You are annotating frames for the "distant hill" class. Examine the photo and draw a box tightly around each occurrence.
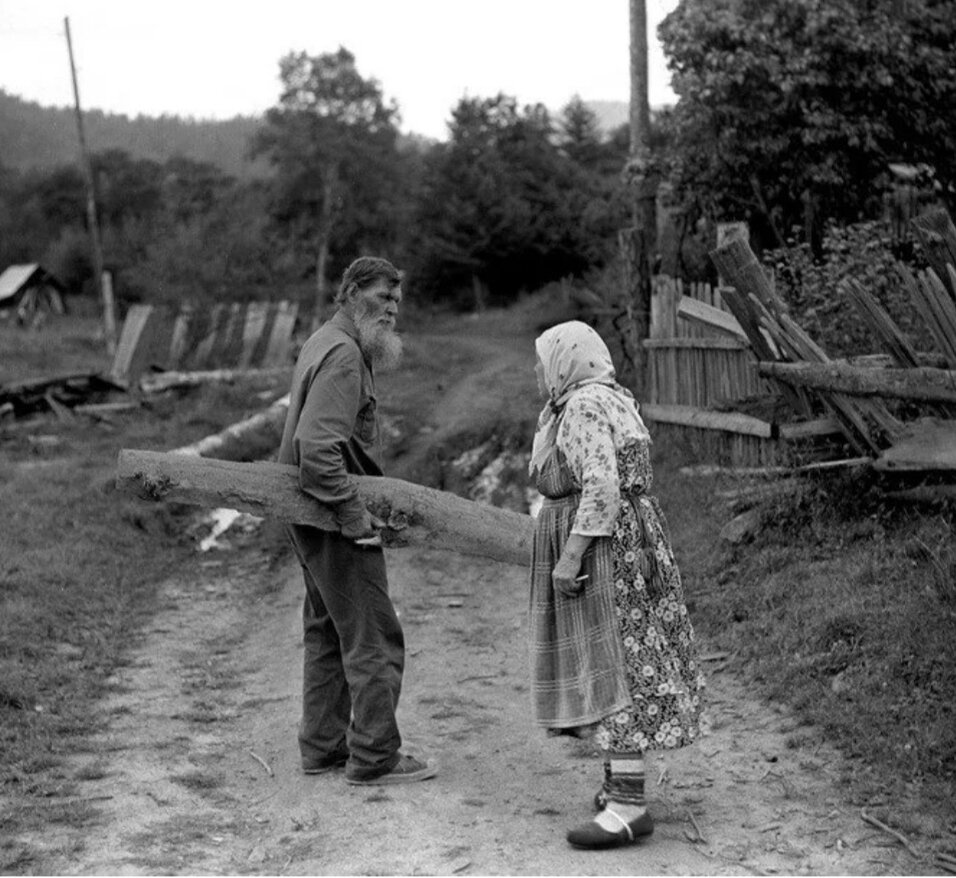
[584,100,673,135]
[586,101,630,134]
[0,89,269,179]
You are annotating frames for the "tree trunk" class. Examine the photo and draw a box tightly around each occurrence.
[172,394,290,460]
[758,362,956,404]
[312,164,339,332]
[116,449,534,567]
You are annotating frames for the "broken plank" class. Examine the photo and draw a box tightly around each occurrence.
[115,449,533,566]
[873,419,956,472]
[641,403,774,438]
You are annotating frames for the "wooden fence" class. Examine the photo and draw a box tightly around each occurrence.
[110,300,298,387]
[641,276,836,467]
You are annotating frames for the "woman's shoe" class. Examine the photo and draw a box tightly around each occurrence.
[567,808,654,849]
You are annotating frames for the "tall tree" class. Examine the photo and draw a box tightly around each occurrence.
[251,47,402,320]
[659,0,956,251]
[409,94,624,307]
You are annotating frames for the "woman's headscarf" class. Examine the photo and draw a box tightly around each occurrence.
[529,321,649,476]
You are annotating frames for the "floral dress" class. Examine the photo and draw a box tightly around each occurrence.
[529,390,705,754]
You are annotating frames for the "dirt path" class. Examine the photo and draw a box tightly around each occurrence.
[30,544,916,876]
[20,326,920,875]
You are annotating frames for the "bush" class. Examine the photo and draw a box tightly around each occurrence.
[765,220,933,358]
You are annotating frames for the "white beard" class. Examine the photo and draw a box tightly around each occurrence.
[356,312,403,372]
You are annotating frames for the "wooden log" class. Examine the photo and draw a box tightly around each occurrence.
[140,367,291,395]
[758,362,956,403]
[873,419,956,472]
[115,449,534,566]
[173,393,290,461]
[641,403,774,438]
[709,237,785,314]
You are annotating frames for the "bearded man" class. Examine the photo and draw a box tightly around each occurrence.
[278,256,436,785]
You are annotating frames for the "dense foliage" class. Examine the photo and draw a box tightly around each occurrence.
[766,220,933,357]
[407,94,629,305]
[659,0,956,252]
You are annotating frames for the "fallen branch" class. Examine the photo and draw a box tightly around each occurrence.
[248,749,274,777]
[116,449,534,566]
[861,808,921,859]
[685,809,708,844]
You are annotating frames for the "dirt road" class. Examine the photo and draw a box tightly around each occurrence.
[16,324,920,874]
[26,541,916,875]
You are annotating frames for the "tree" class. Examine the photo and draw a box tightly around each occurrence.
[659,0,956,251]
[251,47,403,321]
[409,94,627,307]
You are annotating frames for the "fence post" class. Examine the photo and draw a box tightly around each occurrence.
[619,226,652,396]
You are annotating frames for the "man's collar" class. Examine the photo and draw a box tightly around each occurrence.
[330,308,359,341]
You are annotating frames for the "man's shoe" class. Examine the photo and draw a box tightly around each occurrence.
[345,754,437,785]
[567,809,654,849]
[302,754,349,775]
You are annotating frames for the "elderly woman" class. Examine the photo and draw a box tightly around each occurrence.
[528,320,705,849]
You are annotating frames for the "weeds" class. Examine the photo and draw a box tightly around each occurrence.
[670,452,956,808]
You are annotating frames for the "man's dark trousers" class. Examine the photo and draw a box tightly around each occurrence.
[288,524,404,779]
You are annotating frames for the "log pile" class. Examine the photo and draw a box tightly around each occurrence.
[710,207,956,480]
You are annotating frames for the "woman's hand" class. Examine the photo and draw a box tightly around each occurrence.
[552,533,593,597]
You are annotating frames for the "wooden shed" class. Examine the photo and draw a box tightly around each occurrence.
[0,264,67,324]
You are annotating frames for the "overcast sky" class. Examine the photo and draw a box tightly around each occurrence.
[0,0,680,140]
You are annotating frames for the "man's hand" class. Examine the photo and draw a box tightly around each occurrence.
[340,510,386,543]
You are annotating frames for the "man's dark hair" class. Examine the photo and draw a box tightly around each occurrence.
[335,257,402,305]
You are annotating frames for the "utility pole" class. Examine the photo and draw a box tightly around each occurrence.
[65,16,116,354]
[620,0,658,397]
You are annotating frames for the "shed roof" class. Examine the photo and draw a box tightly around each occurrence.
[0,264,64,303]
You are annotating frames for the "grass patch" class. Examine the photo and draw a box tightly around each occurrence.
[660,452,956,815]
[0,317,290,839]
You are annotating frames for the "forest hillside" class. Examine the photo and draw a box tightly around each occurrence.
[0,89,269,179]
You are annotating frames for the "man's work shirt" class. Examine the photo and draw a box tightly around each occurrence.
[278,309,381,532]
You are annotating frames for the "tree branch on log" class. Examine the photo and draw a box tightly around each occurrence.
[116,449,534,567]
[758,362,956,404]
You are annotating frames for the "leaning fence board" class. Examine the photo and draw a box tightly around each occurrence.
[758,362,956,404]
[641,403,774,438]
[842,279,922,368]
[675,296,749,342]
[262,302,299,367]
[116,449,534,566]
[873,420,956,472]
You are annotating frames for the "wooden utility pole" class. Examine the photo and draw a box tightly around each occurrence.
[65,16,116,354]
[621,0,658,397]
